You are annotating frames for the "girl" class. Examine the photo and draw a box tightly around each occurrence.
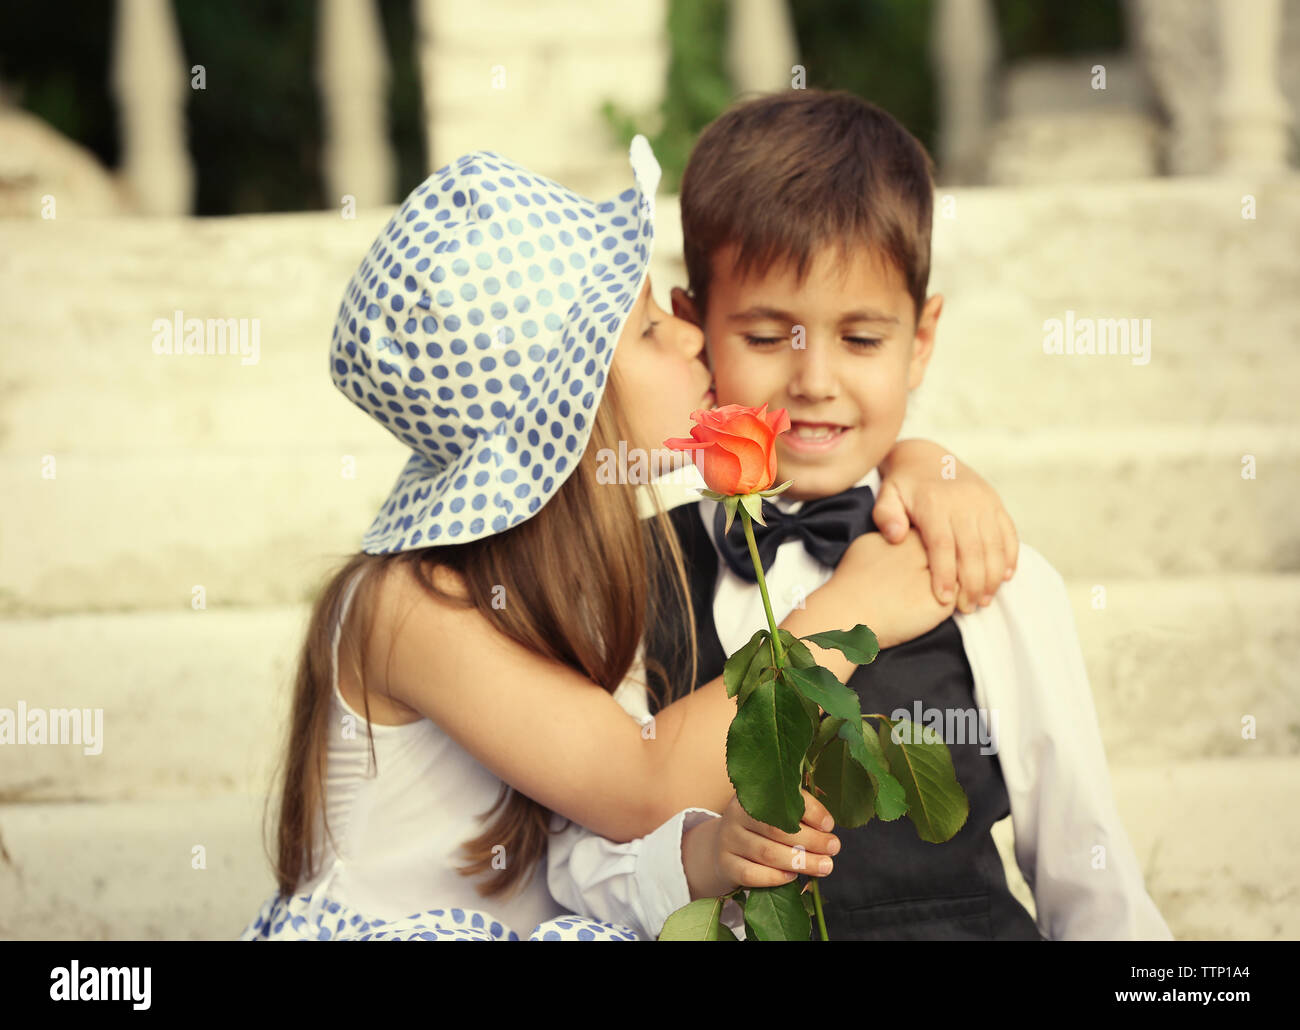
[242,138,1016,941]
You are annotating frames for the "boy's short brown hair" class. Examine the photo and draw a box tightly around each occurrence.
[680,89,935,320]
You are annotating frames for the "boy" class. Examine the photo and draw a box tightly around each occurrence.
[548,90,1171,940]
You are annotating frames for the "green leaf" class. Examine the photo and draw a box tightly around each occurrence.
[742,881,812,941]
[810,715,846,761]
[658,897,739,940]
[776,629,815,669]
[698,488,728,502]
[841,719,908,821]
[878,717,970,843]
[801,626,880,665]
[738,663,775,710]
[758,478,794,497]
[800,886,816,917]
[794,690,821,737]
[722,494,741,533]
[811,735,877,828]
[781,665,863,724]
[739,491,766,527]
[726,672,816,833]
[724,629,769,699]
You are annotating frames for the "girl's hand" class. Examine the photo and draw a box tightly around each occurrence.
[682,789,840,901]
[784,527,956,678]
[834,528,957,650]
[874,438,1019,613]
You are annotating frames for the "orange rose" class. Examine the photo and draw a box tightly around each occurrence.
[664,403,792,495]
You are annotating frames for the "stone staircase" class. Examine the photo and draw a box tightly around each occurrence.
[1,175,1297,939]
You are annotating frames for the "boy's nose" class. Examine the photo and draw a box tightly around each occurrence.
[789,344,838,400]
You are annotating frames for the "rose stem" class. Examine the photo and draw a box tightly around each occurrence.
[810,879,829,940]
[740,504,784,667]
[745,502,828,939]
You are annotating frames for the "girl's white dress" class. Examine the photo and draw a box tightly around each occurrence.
[240,570,639,941]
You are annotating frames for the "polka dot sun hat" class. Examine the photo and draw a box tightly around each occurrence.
[331,135,661,554]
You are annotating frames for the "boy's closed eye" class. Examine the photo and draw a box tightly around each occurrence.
[741,333,883,350]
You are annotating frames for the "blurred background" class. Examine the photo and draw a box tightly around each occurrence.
[0,0,1297,940]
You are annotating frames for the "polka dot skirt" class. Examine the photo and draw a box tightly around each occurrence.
[239,890,640,942]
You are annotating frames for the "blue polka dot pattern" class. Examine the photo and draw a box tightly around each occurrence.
[331,136,661,554]
[238,890,640,942]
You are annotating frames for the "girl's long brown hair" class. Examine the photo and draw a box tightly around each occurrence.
[264,374,699,902]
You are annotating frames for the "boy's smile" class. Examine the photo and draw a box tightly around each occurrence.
[679,243,942,502]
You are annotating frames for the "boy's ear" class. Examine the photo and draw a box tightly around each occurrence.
[908,293,943,391]
[670,286,702,327]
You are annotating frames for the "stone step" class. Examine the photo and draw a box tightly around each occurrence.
[1099,758,1300,942]
[1064,574,1300,765]
[0,607,300,803]
[2,426,1296,615]
[1,575,1296,804]
[1,179,1296,461]
[0,794,274,940]
[2,756,1295,940]
[919,175,1300,432]
[908,422,1300,581]
[0,207,689,457]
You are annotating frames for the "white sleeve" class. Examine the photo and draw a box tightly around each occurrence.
[970,545,1173,940]
[544,645,723,940]
[546,807,723,940]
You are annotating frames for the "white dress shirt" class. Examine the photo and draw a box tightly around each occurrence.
[547,466,1173,940]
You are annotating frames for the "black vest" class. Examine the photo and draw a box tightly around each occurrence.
[646,503,1043,941]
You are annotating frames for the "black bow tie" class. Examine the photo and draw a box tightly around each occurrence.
[711,484,877,583]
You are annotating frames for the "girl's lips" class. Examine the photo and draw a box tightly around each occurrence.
[780,422,852,454]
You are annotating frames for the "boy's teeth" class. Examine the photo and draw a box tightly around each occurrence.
[793,425,840,440]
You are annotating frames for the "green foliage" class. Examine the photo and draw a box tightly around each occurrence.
[0,2,117,166]
[711,652,970,939]
[879,716,970,842]
[777,630,817,670]
[995,0,1126,62]
[801,626,880,666]
[0,0,428,214]
[658,896,739,940]
[809,715,846,762]
[723,628,770,698]
[738,663,775,711]
[726,669,815,833]
[172,0,324,214]
[668,495,970,940]
[3,1,1125,215]
[782,665,862,724]
[743,880,812,941]
[811,734,876,829]
[601,0,1125,192]
[599,0,730,194]
[839,718,908,821]
[787,0,938,157]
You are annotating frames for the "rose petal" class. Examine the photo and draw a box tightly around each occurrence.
[701,431,769,494]
[698,442,743,494]
[692,404,748,430]
[765,407,792,435]
[710,411,774,449]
